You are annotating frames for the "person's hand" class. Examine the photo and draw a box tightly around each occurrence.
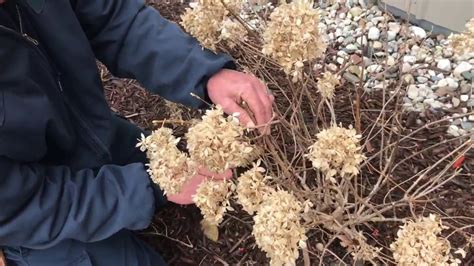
[0,249,6,266]
[207,69,274,134]
[167,167,232,205]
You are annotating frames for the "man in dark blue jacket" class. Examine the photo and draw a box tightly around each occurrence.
[0,0,274,265]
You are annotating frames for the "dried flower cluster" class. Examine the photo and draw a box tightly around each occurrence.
[181,0,246,51]
[390,214,461,266]
[236,161,274,215]
[186,106,256,173]
[350,234,382,262]
[448,18,474,56]
[193,180,235,226]
[306,125,365,182]
[137,128,195,195]
[253,190,307,266]
[317,71,340,99]
[139,106,257,233]
[220,18,248,48]
[164,100,183,120]
[262,0,326,82]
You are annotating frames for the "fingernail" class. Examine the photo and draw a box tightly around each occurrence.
[246,121,256,128]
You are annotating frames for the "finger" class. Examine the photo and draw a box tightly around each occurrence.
[221,100,256,129]
[253,81,274,134]
[255,81,273,121]
[198,167,233,180]
[241,89,268,128]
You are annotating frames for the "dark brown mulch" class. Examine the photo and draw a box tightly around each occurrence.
[102,1,474,265]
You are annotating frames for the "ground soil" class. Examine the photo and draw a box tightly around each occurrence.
[103,1,474,265]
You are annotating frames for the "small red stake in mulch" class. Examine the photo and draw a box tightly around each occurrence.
[452,155,465,170]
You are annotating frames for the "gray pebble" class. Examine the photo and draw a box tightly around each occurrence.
[461,122,473,130]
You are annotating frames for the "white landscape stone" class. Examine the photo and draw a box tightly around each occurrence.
[407,85,419,100]
[388,22,401,34]
[371,16,385,25]
[437,78,458,89]
[346,44,358,53]
[367,64,382,73]
[373,41,383,49]
[452,97,461,107]
[349,6,363,17]
[447,78,459,89]
[368,26,380,40]
[410,26,427,39]
[387,31,397,41]
[453,62,472,78]
[386,56,396,66]
[403,55,417,64]
[447,125,461,137]
[437,59,451,71]
[402,63,412,73]
[416,76,428,83]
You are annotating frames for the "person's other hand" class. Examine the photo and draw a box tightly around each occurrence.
[207,69,274,134]
[167,167,232,205]
[0,249,6,266]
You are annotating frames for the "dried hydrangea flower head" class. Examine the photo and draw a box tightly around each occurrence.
[350,233,382,262]
[306,125,365,182]
[317,71,340,100]
[390,214,461,265]
[181,0,245,51]
[219,18,248,48]
[186,106,257,173]
[448,18,474,56]
[262,0,326,82]
[164,100,183,120]
[137,128,195,195]
[192,180,235,226]
[253,189,307,266]
[236,161,274,215]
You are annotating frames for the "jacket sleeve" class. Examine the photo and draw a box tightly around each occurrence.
[72,0,235,108]
[0,158,164,249]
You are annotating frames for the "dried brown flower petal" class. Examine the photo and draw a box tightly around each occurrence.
[236,161,274,215]
[186,106,257,173]
[193,180,235,226]
[390,214,460,266]
[181,0,245,51]
[317,71,340,100]
[306,125,365,182]
[137,128,195,195]
[448,18,474,56]
[350,233,382,262]
[262,0,326,82]
[253,189,307,266]
[220,18,248,48]
[164,100,183,120]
